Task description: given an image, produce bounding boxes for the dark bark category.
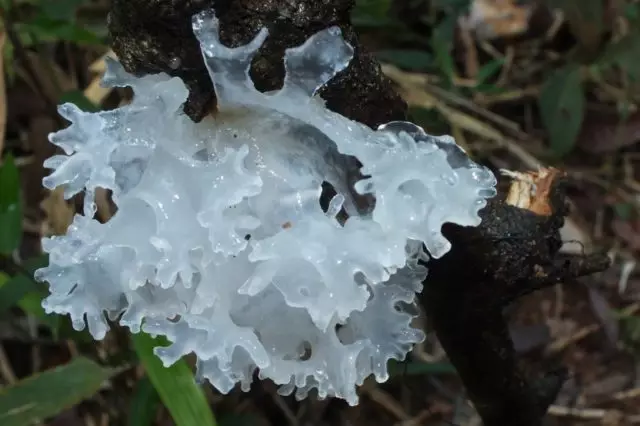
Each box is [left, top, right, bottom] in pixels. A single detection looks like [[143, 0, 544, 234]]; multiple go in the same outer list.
[[107, 0, 406, 127], [423, 177, 609, 425], [107, 2, 611, 425]]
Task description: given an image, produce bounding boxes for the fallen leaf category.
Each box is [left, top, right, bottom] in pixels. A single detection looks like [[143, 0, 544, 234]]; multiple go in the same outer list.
[[466, 0, 534, 40], [40, 187, 75, 236]]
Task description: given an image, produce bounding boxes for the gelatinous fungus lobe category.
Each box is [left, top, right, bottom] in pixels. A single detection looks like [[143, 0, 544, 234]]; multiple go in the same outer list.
[[36, 10, 496, 405]]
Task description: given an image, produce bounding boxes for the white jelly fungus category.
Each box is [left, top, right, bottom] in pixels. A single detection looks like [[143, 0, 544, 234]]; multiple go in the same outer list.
[[35, 10, 497, 405]]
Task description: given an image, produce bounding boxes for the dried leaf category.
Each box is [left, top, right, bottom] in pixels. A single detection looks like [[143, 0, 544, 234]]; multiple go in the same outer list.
[[40, 187, 75, 236], [466, 0, 534, 40]]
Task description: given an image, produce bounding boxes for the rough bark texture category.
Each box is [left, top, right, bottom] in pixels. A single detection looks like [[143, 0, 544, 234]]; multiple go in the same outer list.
[[424, 178, 609, 425], [107, 0, 407, 127], [108, 2, 611, 425]]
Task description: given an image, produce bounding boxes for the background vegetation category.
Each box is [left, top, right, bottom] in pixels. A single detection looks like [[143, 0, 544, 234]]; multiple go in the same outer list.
[[1, 0, 640, 424]]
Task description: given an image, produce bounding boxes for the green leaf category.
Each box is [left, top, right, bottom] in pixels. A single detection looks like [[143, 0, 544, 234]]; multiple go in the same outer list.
[[19, 290, 60, 337], [352, 0, 393, 21], [619, 314, 640, 353], [0, 357, 122, 426], [131, 332, 217, 426], [0, 274, 41, 314], [475, 59, 504, 87], [22, 16, 102, 45], [375, 50, 433, 71], [59, 90, 99, 112], [539, 65, 585, 157], [431, 17, 457, 85], [432, 0, 471, 15], [23, 255, 50, 273], [475, 84, 509, 95], [38, 0, 85, 20], [0, 256, 50, 314], [0, 255, 59, 335], [129, 377, 160, 426], [597, 32, 640, 81], [0, 155, 22, 255], [624, 3, 640, 21], [0, 274, 39, 315]]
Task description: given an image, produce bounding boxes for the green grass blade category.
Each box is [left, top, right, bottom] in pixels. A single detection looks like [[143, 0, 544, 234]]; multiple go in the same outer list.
[[0, 357, 121, 426], [128, 377, 160, 426], [131, 332, 217, 426]]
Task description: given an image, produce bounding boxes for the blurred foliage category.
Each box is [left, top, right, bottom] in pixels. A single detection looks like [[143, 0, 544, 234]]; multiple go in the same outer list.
[[538, 65, 586, 157], [0, 357, 123, 426], [1, 0, 104, 81]]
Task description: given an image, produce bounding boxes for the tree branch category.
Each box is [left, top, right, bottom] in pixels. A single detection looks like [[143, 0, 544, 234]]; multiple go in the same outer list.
[[423, 174, 609, 425]]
